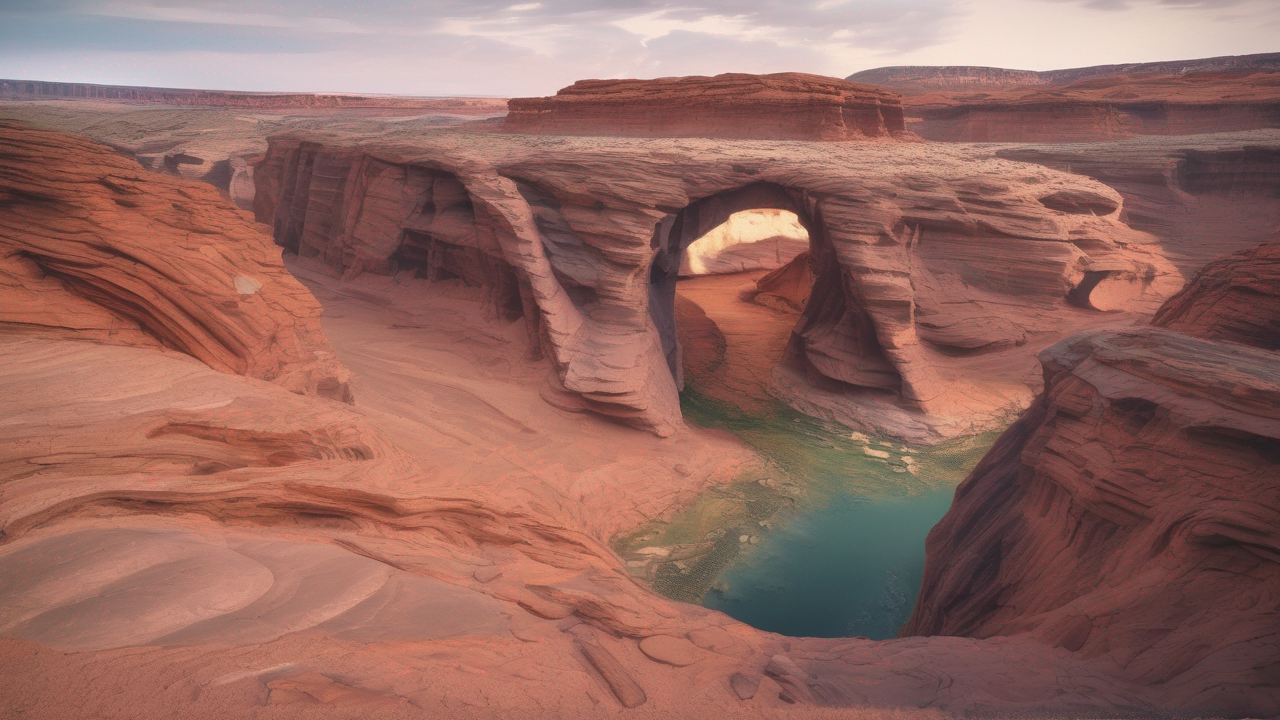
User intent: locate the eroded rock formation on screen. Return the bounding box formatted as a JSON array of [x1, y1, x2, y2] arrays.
[[904, 250, 1280, 716], [0, 122, 351, 400], [254, 131, 1182, 441], [847, 52, 1280, 95], [890, 70, 1280, 142], [503, 73, 907, 140], [1153, 241, 1280, 349]]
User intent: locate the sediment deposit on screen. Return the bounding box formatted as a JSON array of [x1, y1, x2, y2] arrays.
[[0, 126, 1223, 718]]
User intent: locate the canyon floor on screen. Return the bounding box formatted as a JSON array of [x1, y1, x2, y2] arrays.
[[0, 99, 1277, 718]]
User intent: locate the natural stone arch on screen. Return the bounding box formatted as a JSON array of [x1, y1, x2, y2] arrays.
[[647, 182, 905, 404], [255, 134, 1183, 443]]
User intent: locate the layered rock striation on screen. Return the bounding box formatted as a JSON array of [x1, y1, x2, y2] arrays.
[[847, 52, 1280, 95], [904, 246, 1280, 715], [503, 73, 907, 140], [254, 131, 1181, 441], [1152, 241, 1280, 349], [0, 122, 351, 400]]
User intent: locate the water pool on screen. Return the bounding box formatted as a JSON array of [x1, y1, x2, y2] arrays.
[[615, 389, 1001, 639]]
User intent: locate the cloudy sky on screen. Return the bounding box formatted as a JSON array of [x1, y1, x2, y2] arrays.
[[0, 0, 1275, 96]]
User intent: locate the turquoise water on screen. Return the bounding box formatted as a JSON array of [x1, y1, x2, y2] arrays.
[[669, 388, 995, 640], [702, 487, 955, 639]]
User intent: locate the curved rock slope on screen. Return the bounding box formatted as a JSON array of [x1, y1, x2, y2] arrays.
[[503, 73, 906, 140], [904, 247, 1280, 716], [0, 122, 351, 400], [254, 131, 1180, 441], [848, 52, 1280, 95], [1153, 241, 1280, 349]]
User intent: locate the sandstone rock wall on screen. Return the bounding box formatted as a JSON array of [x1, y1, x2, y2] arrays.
[[1153, 241, 1280, 349], [900, 70, 1280, 142], [503, 73, 907, 141], [254, 133, 1181, 441], [903, 250, 1280, 715], [0, 123, 352, 401]]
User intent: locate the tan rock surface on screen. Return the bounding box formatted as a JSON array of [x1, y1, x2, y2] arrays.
[[904, 322, 1280, 715], [900, 70, 1280, 142], [1153, 241, 1280, 349], [504, 73, 906, 141]]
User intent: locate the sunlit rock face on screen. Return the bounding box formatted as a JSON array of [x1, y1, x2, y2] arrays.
[[905, 250, 1280, 716], [254, 132, 1182, 442], [679, 209, 809, 277], [0, 121, 352, 401], [503, 72, 907, 141]]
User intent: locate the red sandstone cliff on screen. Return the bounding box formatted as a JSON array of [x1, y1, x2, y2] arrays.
[[503, 72, 906, 140], [0, 122, 352, 400], [903, 245, 1280, 715], [900, 70, 1280, 142], [847, 52, 1280, 95]]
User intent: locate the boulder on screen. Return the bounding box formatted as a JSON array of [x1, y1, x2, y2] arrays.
[[904, 307, 1280, 713], [1153, 241, 1280, 350]]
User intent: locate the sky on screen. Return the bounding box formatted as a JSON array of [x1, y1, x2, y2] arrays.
[[0, 0, 1276, 96]]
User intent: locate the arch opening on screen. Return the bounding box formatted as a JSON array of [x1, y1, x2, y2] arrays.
[[649, 182, 903, 413]]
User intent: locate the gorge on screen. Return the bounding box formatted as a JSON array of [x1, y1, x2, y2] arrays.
[[1, 60, 1279, 718]]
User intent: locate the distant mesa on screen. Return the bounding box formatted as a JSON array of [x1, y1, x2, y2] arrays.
[[847, 52, 1280, 142], [503, 72, 907, 141], [847, 51, 1280, 94]]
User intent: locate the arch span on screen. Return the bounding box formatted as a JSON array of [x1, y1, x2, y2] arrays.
[[255, 134, 1181, 443]]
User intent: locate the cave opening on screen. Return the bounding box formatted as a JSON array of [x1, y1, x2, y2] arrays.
[[635, 183, 974, 641]]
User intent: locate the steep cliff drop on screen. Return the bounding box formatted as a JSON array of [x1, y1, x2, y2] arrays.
[[503, 72, 907, 140], [904, 242, 1280, 717]]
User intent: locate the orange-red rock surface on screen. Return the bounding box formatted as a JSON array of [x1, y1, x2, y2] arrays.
[[503, 73, 906, 140], [0, 122, 352, 400], [1153, 241, 1280, 349], [902, 70, 1280, 142], [903, 251, 1280, 716]]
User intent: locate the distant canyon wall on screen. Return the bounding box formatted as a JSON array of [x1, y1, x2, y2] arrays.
[[911, 99, 1280, 142]]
